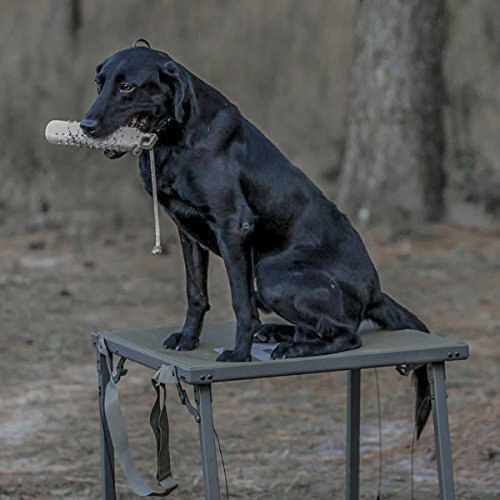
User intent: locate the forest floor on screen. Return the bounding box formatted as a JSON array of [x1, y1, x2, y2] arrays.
[[0, 215, 499, 499]]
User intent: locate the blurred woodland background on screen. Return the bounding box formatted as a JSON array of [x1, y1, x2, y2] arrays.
[[1, 1, 500, 499], [1, 0, 499, 234]]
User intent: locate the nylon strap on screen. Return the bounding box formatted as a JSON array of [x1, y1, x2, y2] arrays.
[[97, 336, 178, 497]]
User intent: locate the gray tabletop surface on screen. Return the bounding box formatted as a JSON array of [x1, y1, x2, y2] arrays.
[[94, 321, 468, 384]]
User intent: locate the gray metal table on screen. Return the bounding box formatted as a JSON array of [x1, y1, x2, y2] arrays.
[[92, 322, 468, 500]]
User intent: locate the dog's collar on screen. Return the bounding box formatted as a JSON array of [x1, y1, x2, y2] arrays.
[[153, 115, 175, 134]]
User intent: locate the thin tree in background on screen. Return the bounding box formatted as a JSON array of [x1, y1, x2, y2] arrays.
[[338, 0, 446, 227], [70, 0, 82, 51]]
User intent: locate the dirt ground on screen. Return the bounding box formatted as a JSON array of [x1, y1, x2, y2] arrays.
[[0, 216, 499, 499]]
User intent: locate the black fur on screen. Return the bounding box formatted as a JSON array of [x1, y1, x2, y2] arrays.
[[81, 46, 431, 437]]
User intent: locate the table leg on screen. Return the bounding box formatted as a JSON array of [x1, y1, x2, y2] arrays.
[[96, 349, 117, 500], [429, 363, 455, 500], [346, 369, 361, 500], [195, 384, 221, 500]]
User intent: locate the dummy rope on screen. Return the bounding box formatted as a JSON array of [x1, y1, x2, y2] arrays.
[[148, 148, 163, 255]]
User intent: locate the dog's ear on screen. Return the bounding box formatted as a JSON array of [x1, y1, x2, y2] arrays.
[[95, 62, 104, 75], [160, 61, 188, 123]]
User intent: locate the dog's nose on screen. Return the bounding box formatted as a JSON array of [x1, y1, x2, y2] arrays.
[[80, 118, 98, 137]]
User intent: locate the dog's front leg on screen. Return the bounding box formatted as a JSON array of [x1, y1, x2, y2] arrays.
[[163, 229, 210, 350], [215, 220, 257, 362]]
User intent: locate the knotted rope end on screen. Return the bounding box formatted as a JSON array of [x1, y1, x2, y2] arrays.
[[152, 245, 163, 255]]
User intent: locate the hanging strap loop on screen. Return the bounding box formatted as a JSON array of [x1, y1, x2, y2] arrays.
[[97, 336, 178, 497]]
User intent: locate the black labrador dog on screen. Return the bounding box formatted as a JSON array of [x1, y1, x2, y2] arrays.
[[81, 46, 431, 437]]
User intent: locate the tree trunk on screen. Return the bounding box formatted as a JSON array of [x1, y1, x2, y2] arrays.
[[69, 0, 82, 51], [338, 0, 446, 227]]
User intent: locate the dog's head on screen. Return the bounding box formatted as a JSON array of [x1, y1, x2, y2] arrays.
[[80, 46, 194, 143]]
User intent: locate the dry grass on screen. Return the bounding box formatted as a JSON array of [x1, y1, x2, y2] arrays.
[[1, 222, 499, 498]]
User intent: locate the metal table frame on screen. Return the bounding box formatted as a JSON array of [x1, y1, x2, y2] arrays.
[[92, 322, 468, 500]]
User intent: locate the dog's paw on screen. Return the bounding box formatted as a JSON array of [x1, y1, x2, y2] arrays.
[[271, 342, 301, 360], [253, 324, 295, 343], [163, 332, 199, 351], [216, 349, 251, 362], [253, 327, 273, 343]]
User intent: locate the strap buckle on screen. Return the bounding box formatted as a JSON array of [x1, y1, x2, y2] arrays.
[[176, 382, 201, 423], [153, 364, 200, 423], [132, 133, 158, 156]]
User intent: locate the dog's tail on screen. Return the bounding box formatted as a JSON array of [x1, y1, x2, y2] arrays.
[[366, 292, 431, 439]]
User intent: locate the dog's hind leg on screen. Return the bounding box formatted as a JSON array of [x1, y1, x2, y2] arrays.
[[253, 319, 360, 357], [253, 323, 295, 343], [271, 326, 361, 359], [257, 264, 362, 359]]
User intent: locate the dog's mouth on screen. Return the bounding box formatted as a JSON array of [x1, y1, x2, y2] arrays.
[[103, 113, 155, 159], [126, 113, 152, 132]]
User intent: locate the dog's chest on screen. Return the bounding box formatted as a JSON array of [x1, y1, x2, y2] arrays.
[[162, 192, 219, 253], [139, 153, 194, 211], [139, 154, 220, 252]]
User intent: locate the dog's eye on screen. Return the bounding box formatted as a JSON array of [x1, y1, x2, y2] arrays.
[[119, 83, 135, 92], [95, 80, 102, 94]]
